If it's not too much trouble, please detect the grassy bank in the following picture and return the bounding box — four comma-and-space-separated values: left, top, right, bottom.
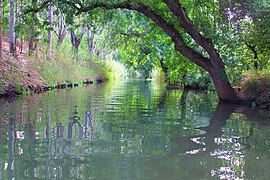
0, 39, 127, 97
0, 55, 127, 97
30, 55, 108, 87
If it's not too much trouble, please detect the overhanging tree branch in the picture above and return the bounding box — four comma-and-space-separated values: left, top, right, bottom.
24, 0, 51, 14
162, 0, 222, 65
66, 1, 211, 70
62, 0, 81, 11
21, 0, 244, 102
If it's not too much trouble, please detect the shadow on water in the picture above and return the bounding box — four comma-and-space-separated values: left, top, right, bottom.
156, 93, 258, 154
149, 99, 269, 179
164, 102, 239, 155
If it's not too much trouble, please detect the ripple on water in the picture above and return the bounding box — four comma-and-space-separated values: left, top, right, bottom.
1, 80, 270, 179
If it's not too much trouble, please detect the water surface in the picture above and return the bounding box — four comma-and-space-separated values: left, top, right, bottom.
0, 80, 270, 179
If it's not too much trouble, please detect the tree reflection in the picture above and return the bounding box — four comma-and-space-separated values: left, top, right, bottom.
1, 81, 270, 179
55, 123, 64, 139
8, 118, 15, 180
0, 119, 2, 180
199, 102, 238, 153
179, 88, 189, 120
46, 112, 51, 180
84, 108, 93, 140
67, 106, 83, 139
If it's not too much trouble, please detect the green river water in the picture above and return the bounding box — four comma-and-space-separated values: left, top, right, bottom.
0, 80, 270, 179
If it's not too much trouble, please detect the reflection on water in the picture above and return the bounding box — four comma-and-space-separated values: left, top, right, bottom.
0, 80, 270, 179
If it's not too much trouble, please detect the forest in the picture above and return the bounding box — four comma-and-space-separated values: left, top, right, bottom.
0, 0, 269, 106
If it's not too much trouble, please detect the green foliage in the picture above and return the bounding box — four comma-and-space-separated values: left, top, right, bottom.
27, 35, 128, 87
103, 59, 128, 80
243, 70, 270, 82
93, 8, 212, 87
1, 0, 269, 95
30, 53, 101, 87
15, 85, 32, 95
252, 101, 257, 108
15, 85, 23, 94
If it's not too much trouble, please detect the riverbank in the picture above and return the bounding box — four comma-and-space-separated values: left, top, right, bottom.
163, 72, 270, 110
0, 38, 111, 98
0, 54, 109, 97
1, 39, 269, 109
239, 72, 270, 109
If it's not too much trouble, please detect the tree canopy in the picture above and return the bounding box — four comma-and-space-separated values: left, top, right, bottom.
0, 0, 269, 103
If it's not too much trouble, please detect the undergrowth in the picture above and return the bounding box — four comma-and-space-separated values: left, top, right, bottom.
0, 37, 128, 96
29, 50, 128, 87
242, 70, 270, 81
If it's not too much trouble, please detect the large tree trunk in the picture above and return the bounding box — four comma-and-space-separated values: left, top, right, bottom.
47, 2, 53, 59
57, 25, 68, 46
14, 0, 19, 56
70, 31, 79, 54
19, 0, 23, 54
9, 0, 15, 54
74, 45, 79, 55
208, 61, 242, 102
0, 0, 3, 59
161, 0, 242, 102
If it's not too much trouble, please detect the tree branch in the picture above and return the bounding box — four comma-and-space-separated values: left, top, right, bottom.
24, 0, 212, 70
72, 1, 211, 70
245, 42, 257, 59
162, 0, 221, 63
23, 0, 51, 14
63, 0, 81, 11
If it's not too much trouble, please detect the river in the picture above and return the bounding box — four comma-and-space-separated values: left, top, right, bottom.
0, 79, 270, 179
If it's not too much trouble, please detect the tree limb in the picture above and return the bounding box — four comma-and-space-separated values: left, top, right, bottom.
23, 0, 51, 14
70, 1, 211, 70
162, 0, 221, 64
24, 0, 212, 70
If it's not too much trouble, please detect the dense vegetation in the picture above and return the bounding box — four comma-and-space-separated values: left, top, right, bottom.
0, 0, 269, 104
